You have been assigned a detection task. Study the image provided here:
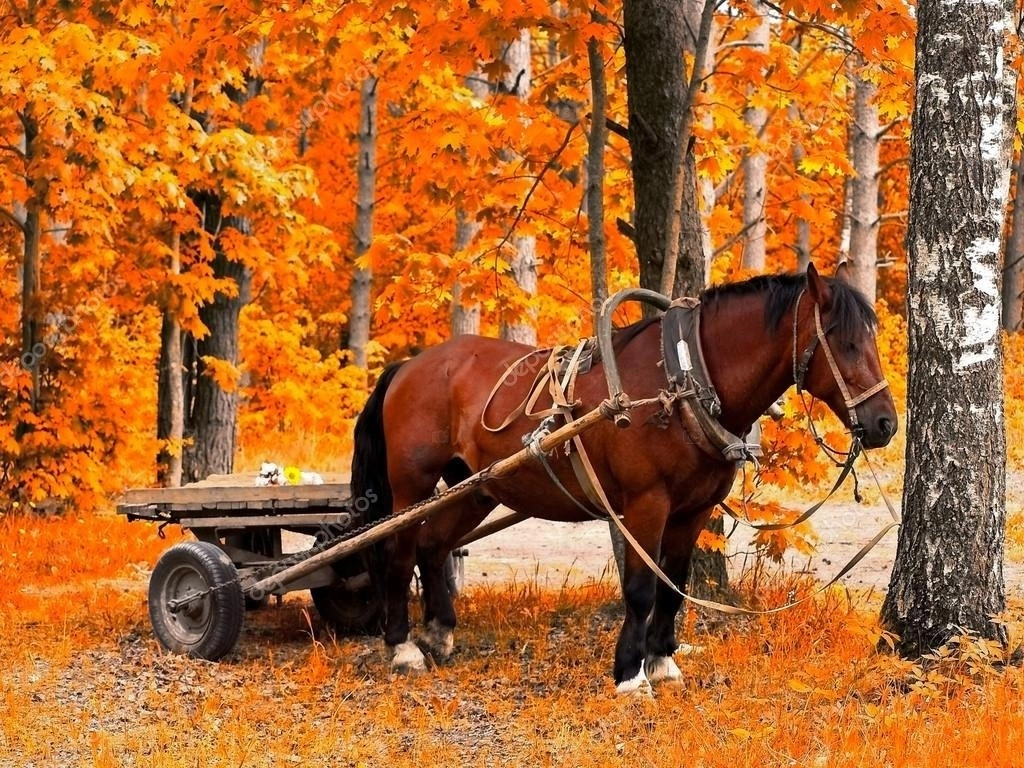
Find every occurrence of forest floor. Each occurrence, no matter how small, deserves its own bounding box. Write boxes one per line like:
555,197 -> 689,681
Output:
2,470 -> 1024,767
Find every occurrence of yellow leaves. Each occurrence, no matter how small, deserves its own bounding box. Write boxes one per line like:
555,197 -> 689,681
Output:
200,356 -> 242,393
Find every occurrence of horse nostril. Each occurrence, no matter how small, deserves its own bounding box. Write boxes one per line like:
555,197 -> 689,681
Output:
878,417 -> 895,438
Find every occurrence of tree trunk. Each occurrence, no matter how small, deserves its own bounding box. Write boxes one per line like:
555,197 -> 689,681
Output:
184,211 -> 252,482
620,0 -> 727,598
847,57 -> 881,301
1002,152 -> 1024,331
349,77 -> 377,369
156,228 -> 185,487
17,112 -> 43,412
741,3 -> 769,272
623,0 -> 707,308
587,34 -> 609,317
450,70 -> 490,338
790,103 -> 812,272
157,311 -> 184,487
880,0 -> 1015,657
451,210 -> 482,337
500,30 -> 538,346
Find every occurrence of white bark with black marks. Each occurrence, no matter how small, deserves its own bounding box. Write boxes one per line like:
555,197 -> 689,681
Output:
349,77 -> 377,369
847,57 -> 881,301
741,2 -> 770,272
881,0 -> 1015,657
500,29 -> 538,346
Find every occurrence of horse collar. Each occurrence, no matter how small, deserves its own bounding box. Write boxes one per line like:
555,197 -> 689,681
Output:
661,298 -> 761,463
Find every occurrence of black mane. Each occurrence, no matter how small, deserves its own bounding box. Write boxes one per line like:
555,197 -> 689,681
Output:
612,271 -> 878,350
702,272 -> 878,343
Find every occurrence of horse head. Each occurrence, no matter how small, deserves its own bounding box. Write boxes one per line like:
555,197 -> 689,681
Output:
797,263 -> 898,449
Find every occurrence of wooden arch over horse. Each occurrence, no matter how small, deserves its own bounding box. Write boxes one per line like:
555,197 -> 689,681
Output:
350,263 -> 897,693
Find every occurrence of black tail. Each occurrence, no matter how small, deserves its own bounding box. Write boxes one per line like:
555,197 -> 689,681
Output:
351,361 -> 405,525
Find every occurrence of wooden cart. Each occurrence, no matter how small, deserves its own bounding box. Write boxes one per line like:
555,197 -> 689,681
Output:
119,473 -> 527,660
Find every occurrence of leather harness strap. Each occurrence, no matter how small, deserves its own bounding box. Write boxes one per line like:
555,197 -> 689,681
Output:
481,289 -> 898,615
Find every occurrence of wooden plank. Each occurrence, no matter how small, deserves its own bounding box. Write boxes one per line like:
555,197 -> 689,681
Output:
180,513 -> 353,529
120,482 -> 351,507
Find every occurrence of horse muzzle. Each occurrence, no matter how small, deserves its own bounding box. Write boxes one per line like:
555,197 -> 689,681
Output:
856,410 -> 898,449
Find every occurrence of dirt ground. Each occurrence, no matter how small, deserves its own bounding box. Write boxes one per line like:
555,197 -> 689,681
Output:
459,473 -> 1024,598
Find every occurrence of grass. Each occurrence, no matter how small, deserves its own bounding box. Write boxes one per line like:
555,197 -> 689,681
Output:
2,507 -> 1024,767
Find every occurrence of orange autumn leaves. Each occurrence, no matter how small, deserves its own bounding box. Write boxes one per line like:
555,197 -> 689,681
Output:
0,0 -> 971,527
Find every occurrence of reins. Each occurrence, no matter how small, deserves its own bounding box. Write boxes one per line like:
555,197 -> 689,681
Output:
485,284 -> 898,617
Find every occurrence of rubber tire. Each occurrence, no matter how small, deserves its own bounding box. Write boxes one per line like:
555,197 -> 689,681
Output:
310,555 -> 383,637
148,541 -> 244,661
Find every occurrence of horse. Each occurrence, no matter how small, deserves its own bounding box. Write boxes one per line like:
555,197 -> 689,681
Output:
349,263 -> 897,693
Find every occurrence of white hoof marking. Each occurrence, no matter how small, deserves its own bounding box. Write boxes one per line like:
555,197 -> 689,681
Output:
646,654 -> 683,685
421,618 -> 454,661
616,662 -> 653,697
390,640 -> 427,672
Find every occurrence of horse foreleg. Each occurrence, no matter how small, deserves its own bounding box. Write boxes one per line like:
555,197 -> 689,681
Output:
613,496 -> 668,695
645,512 -> 706,687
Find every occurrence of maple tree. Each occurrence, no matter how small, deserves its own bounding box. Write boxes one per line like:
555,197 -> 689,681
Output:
0,0 -> 1010,600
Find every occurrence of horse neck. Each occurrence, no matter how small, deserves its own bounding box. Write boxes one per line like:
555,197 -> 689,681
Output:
699,295 -> 795,434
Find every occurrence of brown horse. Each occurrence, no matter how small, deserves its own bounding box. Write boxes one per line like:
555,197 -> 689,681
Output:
350,264 -> 897,692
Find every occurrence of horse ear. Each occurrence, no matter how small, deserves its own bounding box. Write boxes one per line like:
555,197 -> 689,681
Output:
834,260 -> 852,283
806,262 -> 834,312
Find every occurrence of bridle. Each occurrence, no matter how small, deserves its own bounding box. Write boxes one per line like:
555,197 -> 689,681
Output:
792,289 -> 890,433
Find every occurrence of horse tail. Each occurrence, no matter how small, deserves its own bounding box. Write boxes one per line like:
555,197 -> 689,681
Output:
351,361 -> 405,525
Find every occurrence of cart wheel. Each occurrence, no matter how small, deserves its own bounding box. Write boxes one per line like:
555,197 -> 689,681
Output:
148,541 -> 244,660
310,555 -> 382,636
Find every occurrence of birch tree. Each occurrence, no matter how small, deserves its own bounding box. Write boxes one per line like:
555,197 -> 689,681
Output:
880,0 -> 1016,656
348,76 -> 377,369
499,29 -> 538,346
741,3 -> 769,272
846,56 -> 881,301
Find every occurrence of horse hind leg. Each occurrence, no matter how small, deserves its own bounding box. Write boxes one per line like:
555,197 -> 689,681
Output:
415,462 -> 494,663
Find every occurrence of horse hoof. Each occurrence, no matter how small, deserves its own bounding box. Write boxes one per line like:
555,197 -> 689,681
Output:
419,618 -> 454,662
615,669 -> 653,697
646,655 -> 683,686
389,641 -> 427,673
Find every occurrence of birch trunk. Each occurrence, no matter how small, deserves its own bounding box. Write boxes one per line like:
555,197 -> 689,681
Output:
881,0 -> 1015,656
847,58 -> 881,301
451,211 -> 482,336
349,77 -> 377,368
451,72 -> 489,337
741,3 -> 769,272
499,30 -> 538,346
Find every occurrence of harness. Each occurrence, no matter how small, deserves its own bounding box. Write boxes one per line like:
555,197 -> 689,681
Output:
479,287 -> 895,615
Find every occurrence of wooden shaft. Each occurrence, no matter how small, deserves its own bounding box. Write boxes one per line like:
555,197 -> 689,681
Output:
455,509 -> 529,548
246,406 -> 610,596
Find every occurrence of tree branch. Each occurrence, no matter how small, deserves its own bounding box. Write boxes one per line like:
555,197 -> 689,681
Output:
604,116 -> 630,140
479,122 -> 577,264
0,206 -> 25,232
